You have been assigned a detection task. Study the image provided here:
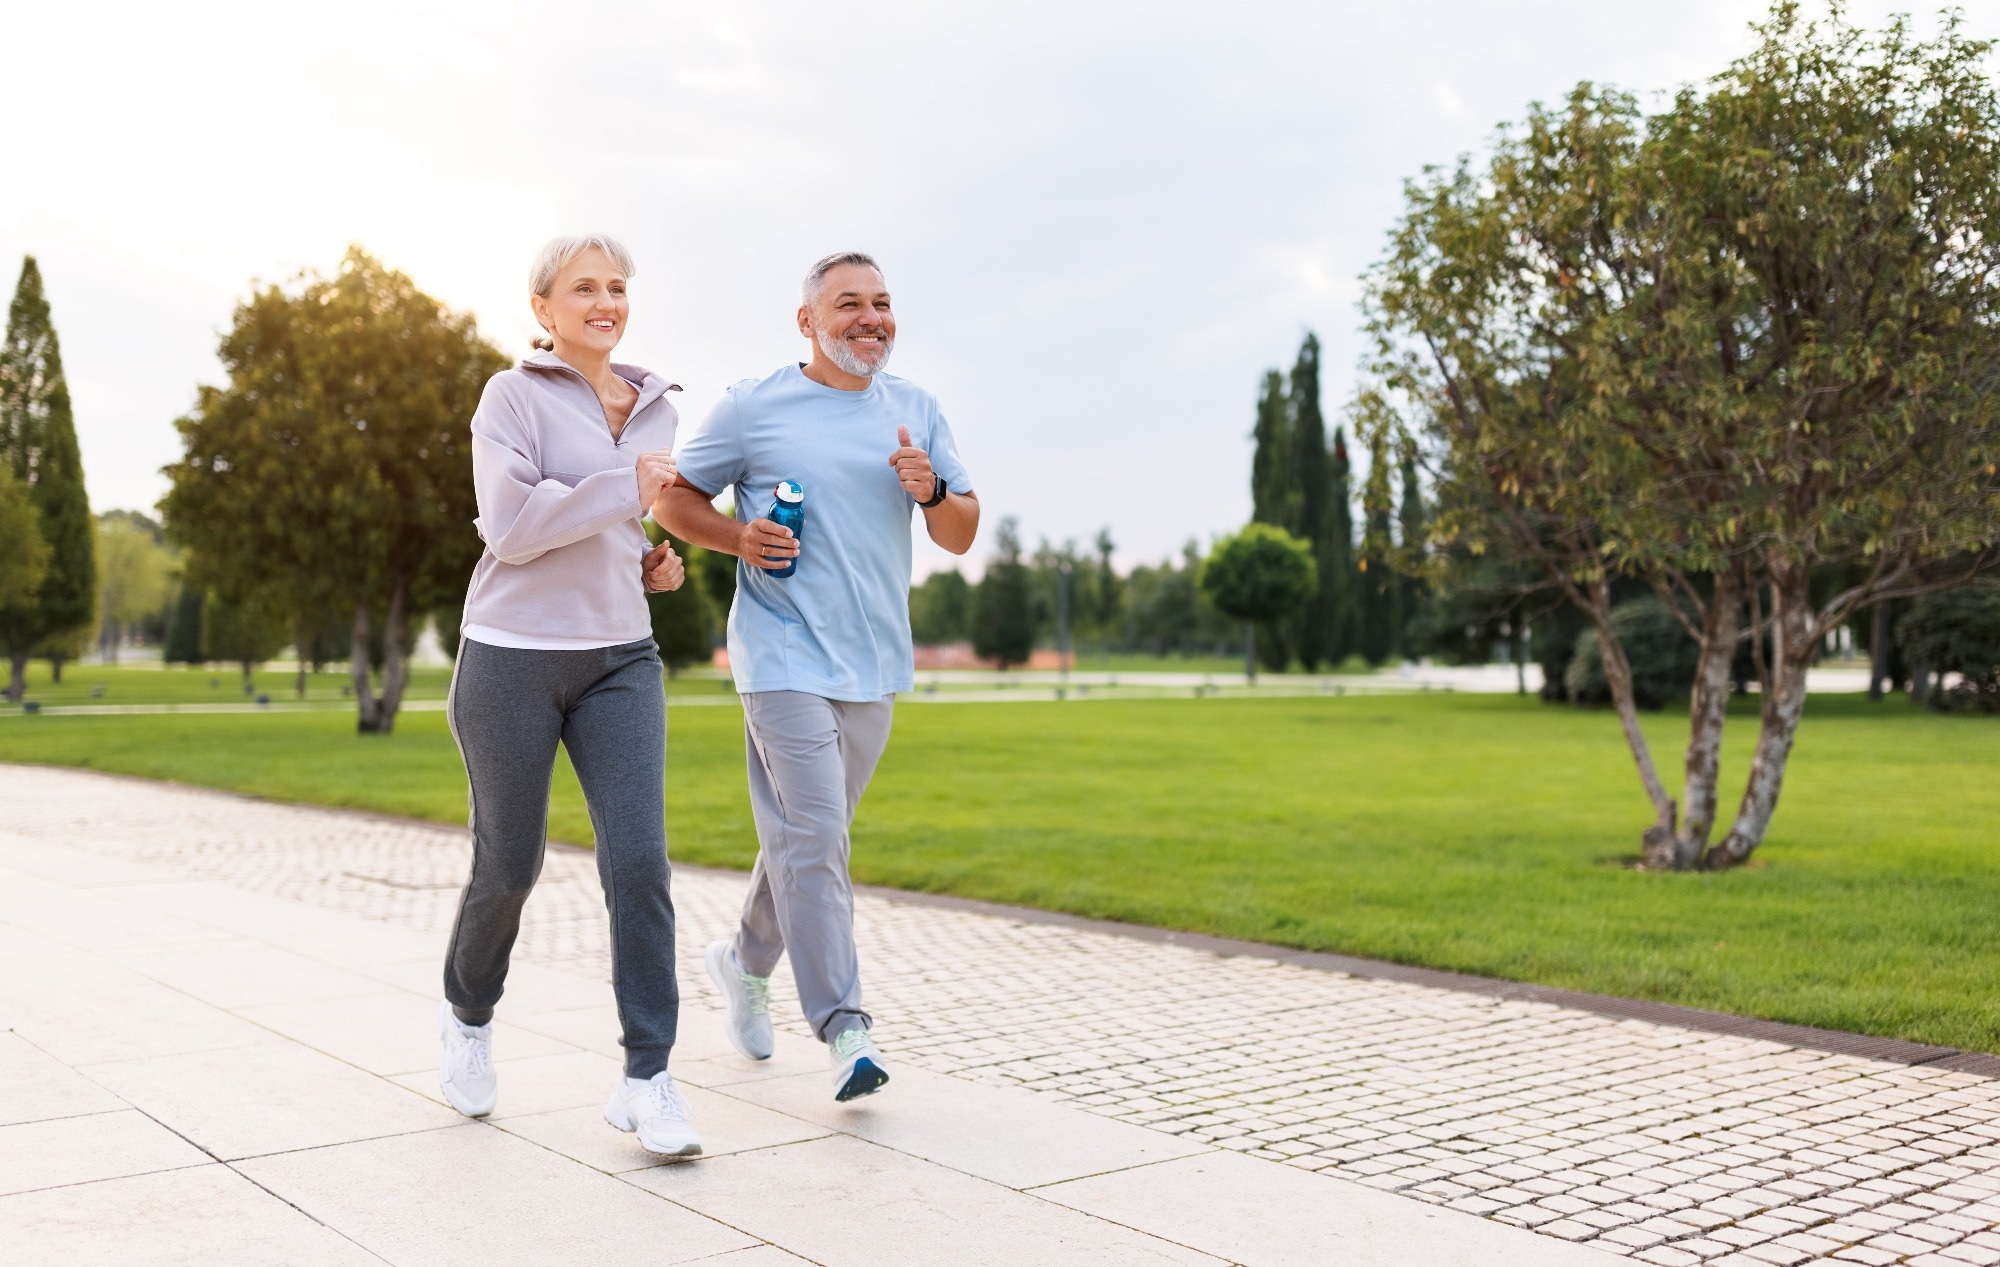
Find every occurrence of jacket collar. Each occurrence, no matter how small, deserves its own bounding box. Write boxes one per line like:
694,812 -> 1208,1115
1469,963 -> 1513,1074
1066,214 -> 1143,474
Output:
519,350 -> 682,412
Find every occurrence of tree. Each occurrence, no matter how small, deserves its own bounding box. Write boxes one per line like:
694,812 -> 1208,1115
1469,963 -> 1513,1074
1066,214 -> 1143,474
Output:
1898,583 -> 2000,712
0,257 -> 95,702
1249,369 -> 1294,528
1091,527 -> 1122,652
1363,5 -> 2000,869
0,467 -> 49,611
163,247 -> 506,733
910,568 -> 972,644
1199,523 -> 1317,681
200,590 -> 287,694
639,521 -> 714,674
1286,335 -> 1338,670
94,512 -> 173,661
163,585 -> 204,664
972,517 -> 1035,669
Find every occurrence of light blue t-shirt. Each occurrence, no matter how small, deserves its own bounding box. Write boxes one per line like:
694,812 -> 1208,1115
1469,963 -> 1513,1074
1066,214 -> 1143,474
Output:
673,364 -> 973,702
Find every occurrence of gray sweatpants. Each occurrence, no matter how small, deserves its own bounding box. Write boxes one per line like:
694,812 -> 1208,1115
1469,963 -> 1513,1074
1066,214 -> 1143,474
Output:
443,637 -> 679,1078
733,691 -> 895,1043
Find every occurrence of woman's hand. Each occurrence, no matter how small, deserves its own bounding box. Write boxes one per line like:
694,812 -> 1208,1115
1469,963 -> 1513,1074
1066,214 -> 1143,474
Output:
636,448 -> 677,511
642,540 -> 685,592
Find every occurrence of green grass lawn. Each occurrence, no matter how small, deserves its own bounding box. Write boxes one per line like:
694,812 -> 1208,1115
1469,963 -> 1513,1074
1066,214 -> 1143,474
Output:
2,661 -> 735,706
3,690 -> 1995,1052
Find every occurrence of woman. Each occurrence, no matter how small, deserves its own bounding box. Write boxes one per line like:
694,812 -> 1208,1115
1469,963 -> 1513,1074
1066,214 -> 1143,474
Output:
436,233 -> 700,1156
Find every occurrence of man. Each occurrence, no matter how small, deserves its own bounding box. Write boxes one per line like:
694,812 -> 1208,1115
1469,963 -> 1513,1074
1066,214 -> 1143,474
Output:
657,251 -> 978,1101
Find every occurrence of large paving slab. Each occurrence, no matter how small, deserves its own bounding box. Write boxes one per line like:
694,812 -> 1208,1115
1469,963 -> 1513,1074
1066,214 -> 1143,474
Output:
7,762 -> 2000,1264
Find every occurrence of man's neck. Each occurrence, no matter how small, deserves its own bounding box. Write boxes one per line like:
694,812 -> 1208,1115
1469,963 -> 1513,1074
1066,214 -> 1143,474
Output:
801,353 -> 873,393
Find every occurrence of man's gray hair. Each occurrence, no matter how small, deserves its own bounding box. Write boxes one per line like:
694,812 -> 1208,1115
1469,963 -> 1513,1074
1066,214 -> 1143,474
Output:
802,251 -> 883,306
529,234 -> 635,298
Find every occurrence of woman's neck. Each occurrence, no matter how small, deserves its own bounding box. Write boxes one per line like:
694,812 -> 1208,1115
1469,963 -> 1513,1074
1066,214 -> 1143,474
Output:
550,342 -> 621,394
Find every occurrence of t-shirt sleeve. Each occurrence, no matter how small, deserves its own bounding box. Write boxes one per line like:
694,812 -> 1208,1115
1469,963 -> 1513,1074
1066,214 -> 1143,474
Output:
927,403 -> 971,494
672,390 -> 748,501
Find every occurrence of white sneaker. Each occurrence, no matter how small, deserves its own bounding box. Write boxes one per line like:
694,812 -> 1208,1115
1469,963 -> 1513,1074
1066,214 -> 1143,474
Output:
604,1071 -> 703,1157
437,999 -> 497,1118
704,940 -> 774,1061
830,1028 -> 889,1102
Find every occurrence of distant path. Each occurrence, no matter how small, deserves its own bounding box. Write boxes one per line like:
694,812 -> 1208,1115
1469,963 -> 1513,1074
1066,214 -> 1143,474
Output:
4,764 -> 1998,1264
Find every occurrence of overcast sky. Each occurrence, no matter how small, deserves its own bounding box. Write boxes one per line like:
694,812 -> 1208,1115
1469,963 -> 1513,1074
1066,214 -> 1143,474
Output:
5,0 -> 1981,576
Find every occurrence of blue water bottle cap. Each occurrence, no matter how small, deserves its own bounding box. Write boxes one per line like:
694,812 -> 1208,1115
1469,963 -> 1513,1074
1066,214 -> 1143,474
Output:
774,480 -> 804,505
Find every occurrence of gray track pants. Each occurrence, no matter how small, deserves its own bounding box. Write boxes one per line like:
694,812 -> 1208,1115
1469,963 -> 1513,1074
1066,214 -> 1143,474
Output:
443,637 -> 679,1079
733,691 -> 895,1043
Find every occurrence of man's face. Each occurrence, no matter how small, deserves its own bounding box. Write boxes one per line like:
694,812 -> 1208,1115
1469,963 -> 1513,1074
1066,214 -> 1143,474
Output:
801,264 -> 895,377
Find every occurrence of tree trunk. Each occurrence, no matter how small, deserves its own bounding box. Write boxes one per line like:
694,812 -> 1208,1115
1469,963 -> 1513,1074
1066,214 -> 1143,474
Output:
49,655 -> 65,684
1513,627 -> 1527,696
1585,579 -> 1678,846
6,652 -> 25,703
1668,573 -> 1741,869
1243,622 -> 1257,684
377,580 -> 408,734
1867,602 -> 1890,702
352,598 -> 382,732
240,659 -> 255,694
1911,659 -> 1931,706
1706,566 -> 1813,869
294,617 -> 311,699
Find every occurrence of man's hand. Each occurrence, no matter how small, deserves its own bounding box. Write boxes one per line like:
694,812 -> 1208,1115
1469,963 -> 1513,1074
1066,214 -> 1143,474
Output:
637,448 -> 677,510
738,517 -> 800,570
888,425 -> 937,501
642,540 -> 685,592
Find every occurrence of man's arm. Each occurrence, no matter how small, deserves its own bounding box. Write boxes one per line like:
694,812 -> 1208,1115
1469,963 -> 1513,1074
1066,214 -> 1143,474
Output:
654,483 -> 799,570
921,488 -> 979,555
889,424 -> 979,555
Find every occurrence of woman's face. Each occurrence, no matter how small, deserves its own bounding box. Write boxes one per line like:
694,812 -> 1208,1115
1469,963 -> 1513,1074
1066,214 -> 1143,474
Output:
532,247 -> 628,357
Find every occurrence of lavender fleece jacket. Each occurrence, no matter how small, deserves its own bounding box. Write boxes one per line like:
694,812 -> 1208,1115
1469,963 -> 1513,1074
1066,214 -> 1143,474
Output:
459,352 -> 680,649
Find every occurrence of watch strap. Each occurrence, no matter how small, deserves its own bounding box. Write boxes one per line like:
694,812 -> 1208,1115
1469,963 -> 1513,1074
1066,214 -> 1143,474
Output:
918,474 -> 949,508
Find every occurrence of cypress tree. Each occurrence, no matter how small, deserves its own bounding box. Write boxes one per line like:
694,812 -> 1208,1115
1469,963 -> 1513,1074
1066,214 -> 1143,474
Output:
1395,453 -> 1429,656
163,585 -> 205,664
1287,334 -> 1336,669
0,257 -> 95,702
1356,435 -> 1399,663
1322,427 -> 1357,664
1249,370 -> 1293,528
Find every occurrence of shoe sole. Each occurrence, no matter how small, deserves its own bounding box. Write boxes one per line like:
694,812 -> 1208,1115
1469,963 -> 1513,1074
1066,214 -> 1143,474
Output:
603,1093 -> 702,1157
437,1003 -> 495,1118
704,941 -> 773,1062
835,1056 -> 889,1103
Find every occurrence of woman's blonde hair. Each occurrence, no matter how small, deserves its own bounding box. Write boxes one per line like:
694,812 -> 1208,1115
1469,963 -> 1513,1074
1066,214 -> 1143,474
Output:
528,234 -> 635,351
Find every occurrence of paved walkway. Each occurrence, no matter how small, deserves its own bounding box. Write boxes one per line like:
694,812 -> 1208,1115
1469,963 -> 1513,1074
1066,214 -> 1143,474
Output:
2,767 -> 1997,1265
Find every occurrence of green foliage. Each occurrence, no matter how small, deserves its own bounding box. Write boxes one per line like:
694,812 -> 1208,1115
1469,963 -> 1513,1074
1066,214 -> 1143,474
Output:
0,466 -> 49,608
647,540 -> 714,673
1565,598 -> 1701,710
972,518 -> 1035,668
0,256 -> 95,696
1361,4 -> 2000,861
163,586 -> 205,664
910,568 -> 972,644
1119,541 -> 1232,657
199,590 -> 288,689
94,512 -> 174,655
1199,522 -> 1316,626
1898,582 -> 2000,712
161,247 -> 507,730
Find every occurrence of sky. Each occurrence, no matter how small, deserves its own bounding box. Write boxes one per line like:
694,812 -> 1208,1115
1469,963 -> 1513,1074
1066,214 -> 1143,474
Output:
4,0 -> 1984,578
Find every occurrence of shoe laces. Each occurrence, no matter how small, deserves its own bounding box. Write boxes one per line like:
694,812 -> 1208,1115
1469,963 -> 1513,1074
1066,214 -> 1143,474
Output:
452,1027 -> 492,1078
831,1029 -> 873,1061
647,1074 -> 694,1122
739,971 -> 770,1017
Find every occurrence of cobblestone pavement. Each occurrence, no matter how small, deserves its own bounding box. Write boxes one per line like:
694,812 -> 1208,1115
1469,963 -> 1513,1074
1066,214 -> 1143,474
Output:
7,764 -> 2000,1267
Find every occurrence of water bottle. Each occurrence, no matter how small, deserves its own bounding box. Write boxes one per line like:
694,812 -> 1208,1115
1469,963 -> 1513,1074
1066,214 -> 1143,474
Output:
767,480 -> 805,579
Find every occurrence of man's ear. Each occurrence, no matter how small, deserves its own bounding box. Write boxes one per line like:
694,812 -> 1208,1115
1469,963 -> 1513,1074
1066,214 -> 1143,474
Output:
796,306 -> 814,338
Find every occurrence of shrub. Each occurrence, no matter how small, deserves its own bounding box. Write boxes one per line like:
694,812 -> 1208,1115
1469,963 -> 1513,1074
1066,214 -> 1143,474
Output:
1564,597 -> 1699,710
1897,582 -> 2000,712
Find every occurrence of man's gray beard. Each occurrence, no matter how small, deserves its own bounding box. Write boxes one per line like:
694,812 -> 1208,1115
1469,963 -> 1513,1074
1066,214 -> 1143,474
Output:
817,327 -> 893,378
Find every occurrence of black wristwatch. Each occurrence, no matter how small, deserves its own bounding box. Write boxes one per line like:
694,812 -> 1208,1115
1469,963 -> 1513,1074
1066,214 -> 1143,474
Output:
918,475 -> 949,508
